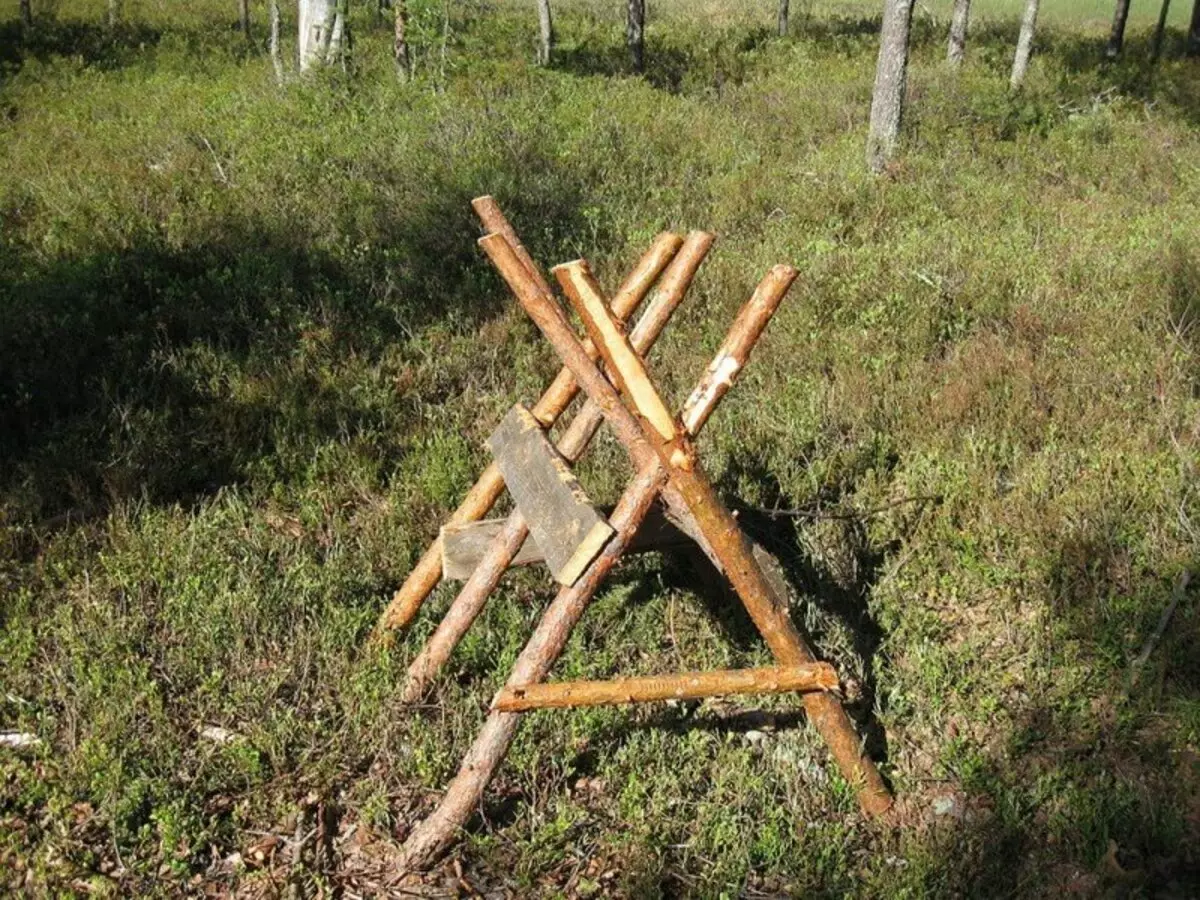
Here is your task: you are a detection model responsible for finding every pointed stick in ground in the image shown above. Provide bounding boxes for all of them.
[554,260,892,818]
[398,260,795,872]
[400,232,714,702]
[373,213,683,638]
[494,664,839,711]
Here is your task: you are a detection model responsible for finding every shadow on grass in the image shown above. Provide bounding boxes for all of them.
[0,18,166,76]
[0,184,592,531]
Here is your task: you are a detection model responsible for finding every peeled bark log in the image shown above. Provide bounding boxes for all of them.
[554,260,892,820]
[398,233,709,703]
[947,0,971,65]
[627,0,645,73]
[866,0,917,173]
[778,0,789,36]
[1107,0,1132,58]
[536,0,554,65]
[374,224,684,640]
[398,256,794,872]
[1010,0,1041,88]
[495,664,839,711]
[397,462,668,871]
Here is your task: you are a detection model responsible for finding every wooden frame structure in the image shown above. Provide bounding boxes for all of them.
[374,198,893,870]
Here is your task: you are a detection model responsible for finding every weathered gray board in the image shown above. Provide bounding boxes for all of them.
[441,506,691,580]
[486,404,614,585]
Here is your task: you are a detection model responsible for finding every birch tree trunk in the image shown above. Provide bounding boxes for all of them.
[240,0,252,39]
[778,0,789,35]
[947,0,971,65]
[866,0,916,174]
[299,0,342,70]
[1010,0,1041,89]
[536,0,554,65]
[1151,0,1171,59]
[1106,0,1132,57]
[270,0,284,81]
[627,0,645,73]
[1189,0,1200,54]
[394,0,411,78]
[107,0,120,27]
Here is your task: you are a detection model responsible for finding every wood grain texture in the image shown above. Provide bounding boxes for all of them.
[396,232,710,703]
[494,664,839,711]
[440,506,689,580]
[373,210,682,636]
[487,404,613,586]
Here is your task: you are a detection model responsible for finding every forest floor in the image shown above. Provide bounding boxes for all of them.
[2,0,1200,896]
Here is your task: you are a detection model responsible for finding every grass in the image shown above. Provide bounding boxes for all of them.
[1,0,1199,895]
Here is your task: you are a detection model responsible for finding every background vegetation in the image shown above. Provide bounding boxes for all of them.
[2,0,1199,895]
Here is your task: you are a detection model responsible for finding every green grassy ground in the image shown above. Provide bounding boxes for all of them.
[2,0,1199,895]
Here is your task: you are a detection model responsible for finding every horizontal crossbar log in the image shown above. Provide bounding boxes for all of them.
[493,664,840,711]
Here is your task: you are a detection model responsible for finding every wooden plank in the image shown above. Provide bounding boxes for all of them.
[493,664,839,711]
[440,506,691,580]
[486,404,614,586]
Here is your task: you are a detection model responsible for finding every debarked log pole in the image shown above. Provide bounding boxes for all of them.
[554,261,893,818]
[398,231,714,702]
[373,213,683,637]
[494,664,839,711]
[398,260,790,872]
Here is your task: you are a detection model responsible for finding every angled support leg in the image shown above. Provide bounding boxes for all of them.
[399,232,714,702]
[398,257,796,871]
[555,260,893,819]
[373,202,685,638]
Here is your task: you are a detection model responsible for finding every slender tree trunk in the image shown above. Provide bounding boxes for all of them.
[536,0,554,65]
[1151,0,1171,59]
[394,0,411,78]
[947,0,971,65]
[270,0,284,81]
[778,0,789,35]
[1010,0,1041,88]
[1106,0,1132,57]
[1189,0,1200,54]
[20,0,32,27]
[107,0,120,27]
[866,0,917,174]
[627,0,645,73]
[239,0,252,39]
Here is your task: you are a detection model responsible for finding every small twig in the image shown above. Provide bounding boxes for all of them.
[734,494,942,521]
[200,136,229,185]
[1129,570,1191,689]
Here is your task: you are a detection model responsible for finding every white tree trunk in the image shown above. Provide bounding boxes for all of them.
[947,0,971,65]
[299,0,343,70]
[107,0,120,27]
[271,0,285,81]
[866,0,916,173]
[1010,0,1041,88]
[536,0,554,65]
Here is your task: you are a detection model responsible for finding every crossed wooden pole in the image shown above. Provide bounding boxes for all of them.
[374,199,892,870]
